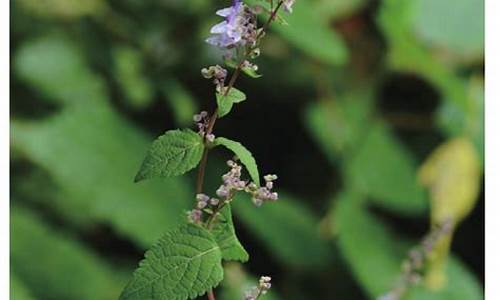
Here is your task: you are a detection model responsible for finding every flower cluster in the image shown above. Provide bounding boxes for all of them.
[201,65,228,91]
[206,0,258,49]
[244,276,272,300]
[216,160,247,199]
[193,111,215,142]
[246,174,278,206]
[187,160,279,224]
[187,193,221,224]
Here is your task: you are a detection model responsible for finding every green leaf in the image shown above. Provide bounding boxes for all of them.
[344,122,427,215]
[333,192,483,300]
[412,0,484,58]
[120,224,223,300]
[259,0,348,65]
[11,102,192,247]
[241,66,262,78]
[377,0,483,162]
[163,79,198,127]
[135,129,204,182]
[14,34,107,105]
[232,192,333,268]
[212,204,249,262]
[10,273,36,300]
[334,192,404,296]
[113,45,154,110]
[11,206,127,300]
[216,87,247,118]
[313,0,367,21]
[304,90,374,164]
[224,58,262,78]
[214,137,260,186]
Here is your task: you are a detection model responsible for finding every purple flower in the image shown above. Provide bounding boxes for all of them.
[206,0,256,48]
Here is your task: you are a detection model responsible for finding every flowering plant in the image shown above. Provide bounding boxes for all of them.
[119,1,295,299]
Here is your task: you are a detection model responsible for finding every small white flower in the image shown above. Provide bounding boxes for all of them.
[283,0,295,13]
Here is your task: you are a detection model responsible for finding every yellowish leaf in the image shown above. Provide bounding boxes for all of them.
[418,137,481,290]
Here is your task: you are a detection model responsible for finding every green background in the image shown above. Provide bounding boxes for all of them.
[10,0,484,299]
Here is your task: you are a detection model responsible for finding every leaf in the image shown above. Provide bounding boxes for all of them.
[232,192,333,268]
[216,87,247,118]
[377,0,484,159]
[418,137,481,225]
[412,0,484,58]
[259,0,349,65]
[120,224,224,300]
[163,79,198,126]
[11,102,192,247]
[418,137,481,289]
[113,45,154,110]
[214,137,260,186]
[439,77,484,164]
[333,192,405,296]
[304,90,374,164]
[14,34,107,105]
[212,204,249,262]
[135,129,204,182]
[223,58,262,78]
[344,123,427,215]
[10,206,127,300]
[313,0,367,21]
[241,66,262,78]
[333,192,483,300]
[10,273,36,300]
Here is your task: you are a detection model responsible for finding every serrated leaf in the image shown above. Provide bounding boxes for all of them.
[11,206,127,300]
[212,205,249,262]
[214,137,260,186]
[135,129,204,182]
[120,224,223,300]
[232,192,333,268]
[216,87,246,118]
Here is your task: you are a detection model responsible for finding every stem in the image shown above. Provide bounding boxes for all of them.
[207,290,216,300]
[196,3,285,300]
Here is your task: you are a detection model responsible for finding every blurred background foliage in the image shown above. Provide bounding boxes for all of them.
[10,0,484,299]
